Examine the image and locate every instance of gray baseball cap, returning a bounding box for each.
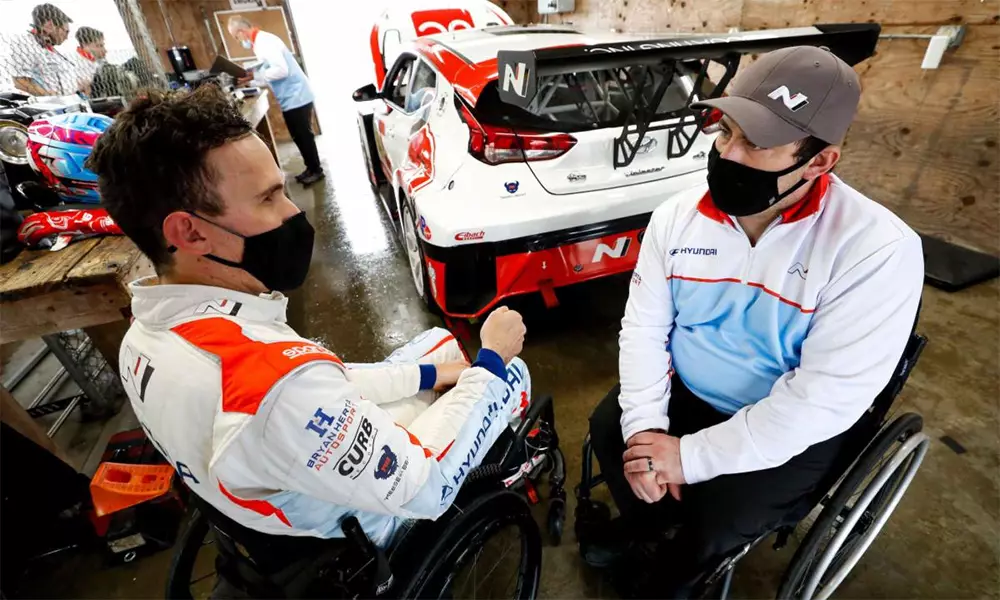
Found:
[692,45,860,148]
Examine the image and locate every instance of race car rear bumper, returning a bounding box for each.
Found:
[422,212,650,318]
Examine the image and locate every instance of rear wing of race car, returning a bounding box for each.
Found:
[496,23,880,168]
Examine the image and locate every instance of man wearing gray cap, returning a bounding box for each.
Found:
[582,46,924,594]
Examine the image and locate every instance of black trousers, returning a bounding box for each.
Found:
[282,103,321,173]
[589,378,876,593]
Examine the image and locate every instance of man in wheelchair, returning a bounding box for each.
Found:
[579,47,925,596]
[88,86,537,593]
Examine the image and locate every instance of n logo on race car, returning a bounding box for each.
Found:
[767,85,809,112]
[592,236,632,263]
[502,62,528,98]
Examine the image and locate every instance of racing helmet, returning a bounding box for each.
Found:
[26,112,113,204]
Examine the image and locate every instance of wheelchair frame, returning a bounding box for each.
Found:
[165,395,566,599]
[575,330,929,600]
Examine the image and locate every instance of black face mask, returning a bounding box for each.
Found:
[706,144,821,217]
[184,211,315,292]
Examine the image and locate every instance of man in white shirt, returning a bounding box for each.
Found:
[228,16,324,186]
[581,46,923,595]
[10,3,77,96]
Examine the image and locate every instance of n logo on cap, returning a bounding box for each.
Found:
[768,86,809,112]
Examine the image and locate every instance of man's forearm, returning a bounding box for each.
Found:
[14,77,53,96]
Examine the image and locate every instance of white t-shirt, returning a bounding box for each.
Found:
[9,31,78,95]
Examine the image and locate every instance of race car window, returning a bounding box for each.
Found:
[404,61,437,113]
[473,64,701,133]
[384,55,416,109]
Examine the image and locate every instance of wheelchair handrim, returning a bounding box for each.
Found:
[802,432,930,600]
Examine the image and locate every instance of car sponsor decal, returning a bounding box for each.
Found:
[624,166,665,177]
[504,181,519,194]
[402,124,436,197]
[419,216,433,241]
[592,236,632,263]
[454,231,485,242]
[336,416,378,480]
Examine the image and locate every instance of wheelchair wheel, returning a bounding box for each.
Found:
[165,508,220,599]
[397,490,542,599]
[777,412,930,600]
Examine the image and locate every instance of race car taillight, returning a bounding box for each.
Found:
[701,108,724,133]
[459,102,576,165]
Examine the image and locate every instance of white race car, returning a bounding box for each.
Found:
[354,15,879,318]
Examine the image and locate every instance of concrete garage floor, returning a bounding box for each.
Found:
[15,139,999,599]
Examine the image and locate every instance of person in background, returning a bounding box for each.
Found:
[227,16,324,187]
[10,3,77,96]
[72,26,107,96]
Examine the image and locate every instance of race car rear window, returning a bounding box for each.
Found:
[472,65,700,132]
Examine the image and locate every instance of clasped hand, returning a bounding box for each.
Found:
[623,430,686,504]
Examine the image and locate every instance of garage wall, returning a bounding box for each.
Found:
[546,0,1000,254]
[127,0,311,142]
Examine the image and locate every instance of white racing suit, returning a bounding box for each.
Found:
[120,278,530,546]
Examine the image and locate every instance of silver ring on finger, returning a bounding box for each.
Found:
[647,457,654,472]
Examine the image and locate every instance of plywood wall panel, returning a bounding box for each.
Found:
[622,0,743,34]
[497,0,537,24]
[548,0,624,32]
[837,25,999,253]
[741,0,1000,29]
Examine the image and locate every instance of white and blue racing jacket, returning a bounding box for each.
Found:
[249,29,314,111]
[619,173,923,484]
[121,278,529,546]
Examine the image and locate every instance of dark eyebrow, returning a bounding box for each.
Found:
[257,181,285,200]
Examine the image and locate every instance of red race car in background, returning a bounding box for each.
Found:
[353,12,880,318]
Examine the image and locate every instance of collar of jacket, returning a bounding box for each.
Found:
[697,172,831,229]
[128,276,289,327]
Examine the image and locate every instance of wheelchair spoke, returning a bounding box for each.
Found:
[451,526,521,599]
[190,571,216,586]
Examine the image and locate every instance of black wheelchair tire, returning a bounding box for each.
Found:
[397,490,542,600]
[776,412,924,599]
[166,508,210,600]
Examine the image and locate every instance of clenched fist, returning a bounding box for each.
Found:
[480,306,526,364]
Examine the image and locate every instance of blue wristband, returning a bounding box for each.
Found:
[418,364,437,390]
[472,348,507,380]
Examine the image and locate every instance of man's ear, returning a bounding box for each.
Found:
[805,145,841,180]
[162,211,210,254]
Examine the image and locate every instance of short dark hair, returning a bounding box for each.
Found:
[794,135,829,162]
[76,26,103,46]
[87,85,253,270]
[32,3,71,27]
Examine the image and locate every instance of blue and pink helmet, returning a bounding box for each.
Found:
[27,112,112,204]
